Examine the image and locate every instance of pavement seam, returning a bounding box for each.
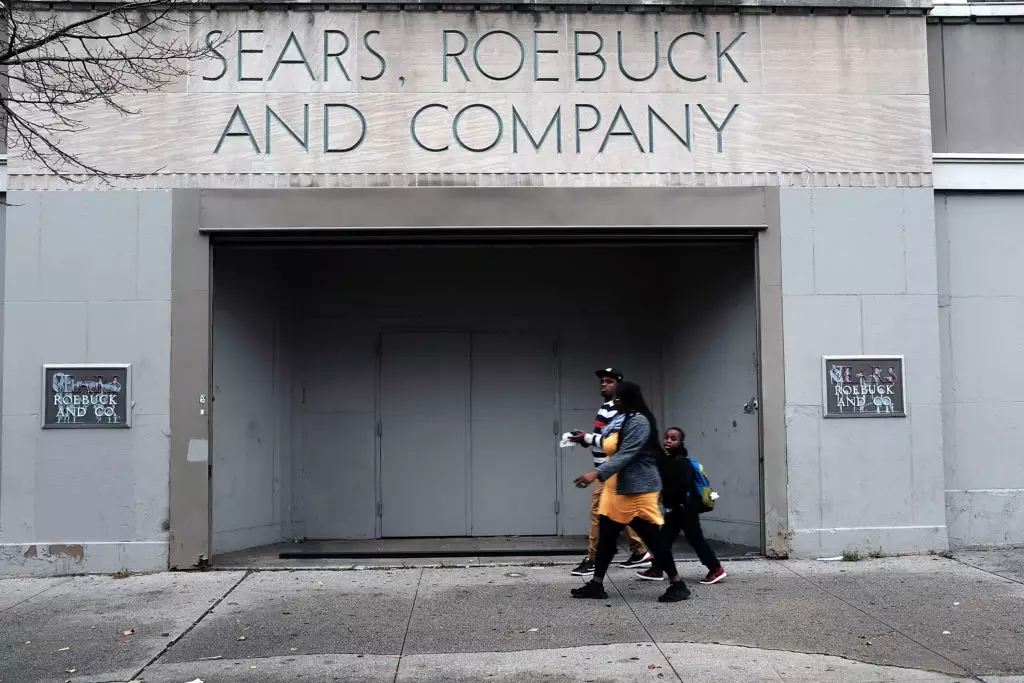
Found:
[951,557,1024,586]
[779,562,985,682]
[606,575,685,683]
[128,570,252,681]
[392,567,425,683]
[0,576,73,614]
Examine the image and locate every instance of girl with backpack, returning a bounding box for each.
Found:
[636,428,727,585]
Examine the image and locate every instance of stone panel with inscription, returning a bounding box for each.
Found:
[7,11,931,181]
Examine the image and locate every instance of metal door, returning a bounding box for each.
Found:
[380,332,470,537]
[470,333,558,536]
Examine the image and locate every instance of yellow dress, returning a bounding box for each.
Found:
[596,430,664,526]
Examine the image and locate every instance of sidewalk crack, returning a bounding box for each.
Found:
[952,556,1024,586]
[778,563,984,682]
[606,575,684,683]
[130,570,252,681]
[393,567,424,683]
[0,576,73,615]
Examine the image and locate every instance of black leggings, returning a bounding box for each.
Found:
[663,508,721,572]
[594,515,680,581]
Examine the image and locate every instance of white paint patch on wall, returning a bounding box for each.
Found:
[186,438,209,463]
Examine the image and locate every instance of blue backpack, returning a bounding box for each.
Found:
[685,459,717,514]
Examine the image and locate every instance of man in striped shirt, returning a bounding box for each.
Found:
[568,367,653,576]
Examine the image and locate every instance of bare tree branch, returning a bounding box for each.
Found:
[1,0,225,183]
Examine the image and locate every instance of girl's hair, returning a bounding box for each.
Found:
[616,380,658,435]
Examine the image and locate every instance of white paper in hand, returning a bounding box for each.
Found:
[559,433,575,448]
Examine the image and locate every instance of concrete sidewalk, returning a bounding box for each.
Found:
[1,551,1022,683]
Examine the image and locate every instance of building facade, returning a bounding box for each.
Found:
[0,0,1019,576]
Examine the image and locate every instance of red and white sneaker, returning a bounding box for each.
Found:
[636,568,665,581]
[700,567,727,584]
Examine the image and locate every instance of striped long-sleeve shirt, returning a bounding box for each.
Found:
[583,400,619,465]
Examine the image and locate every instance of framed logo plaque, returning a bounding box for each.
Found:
[822,355,906,419]
[42,364,132,429]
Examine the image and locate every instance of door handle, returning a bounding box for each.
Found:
[743,397,758,414]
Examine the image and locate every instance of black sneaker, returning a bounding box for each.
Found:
[619,551,653,569]
[571,580,609,599]
[571,558,595,576]
[658,581,692,603]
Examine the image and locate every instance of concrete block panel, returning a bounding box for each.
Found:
[0,541,169,576]
[811,189,907,296]
[946,194,1024,298]
[31,420,161,540]
[940,23,1024,154]
[927,23,947,154]
[860,294,942,402]
[782,294,861,407]
[779,188,815,296]
[3,192,42,303]
[0,416,40,541]
[946,489,1024,549]
[792,523,947,558]
[131,414,172,540]
[137,191,174,301]
[38,192,139,302]
[86,301,172,416]
[949,401,1024,492]
[819,414,913,530]
[784,404,822,532]
[2,302,88,416]
[908,402,947,527]
[902,189,938,296]
[948,296,1024,404]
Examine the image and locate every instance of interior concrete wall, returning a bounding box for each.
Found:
[290,246,665,541]
[779,187,948,558]
[209,243,762,548]
[663,244,761,548]
[0,190,173,575]
[211,249,295,554]
[936,193,1024,549]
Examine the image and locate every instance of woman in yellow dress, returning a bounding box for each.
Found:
[571,381,691,603]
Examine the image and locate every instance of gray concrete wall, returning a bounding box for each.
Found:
[936,193,1024,548]
[0,191,173,575]
[663,244,761,548]
[929,22,1024,154]
[779,187,948,557]
[211,249,294,553]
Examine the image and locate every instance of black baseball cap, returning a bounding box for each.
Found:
[595,367,624,382]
